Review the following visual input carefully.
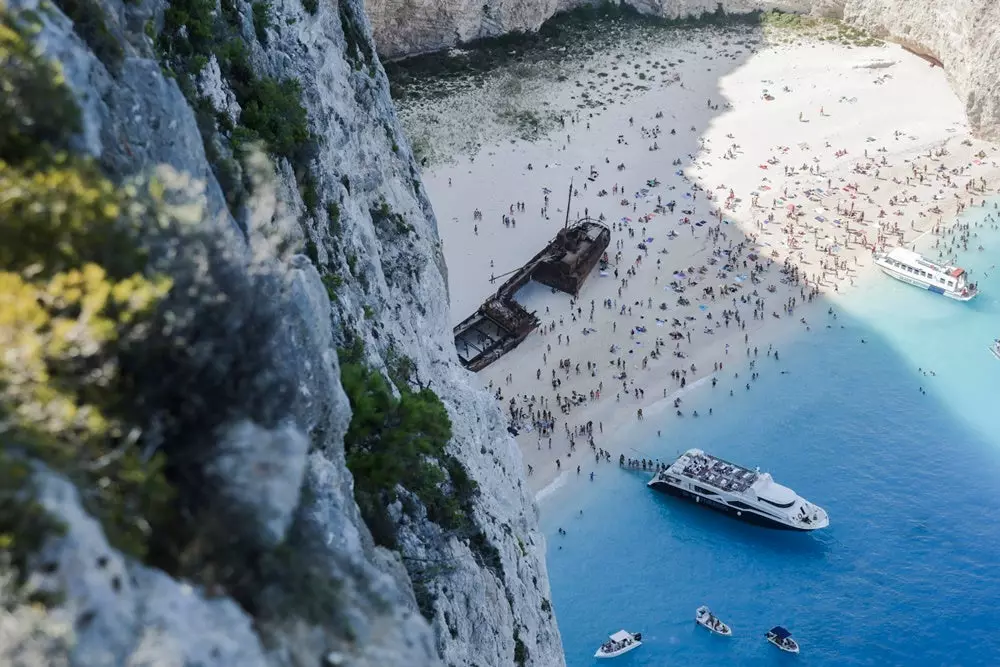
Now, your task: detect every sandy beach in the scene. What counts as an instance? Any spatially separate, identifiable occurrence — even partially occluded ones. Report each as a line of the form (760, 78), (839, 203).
(404, 22), (1000, 499)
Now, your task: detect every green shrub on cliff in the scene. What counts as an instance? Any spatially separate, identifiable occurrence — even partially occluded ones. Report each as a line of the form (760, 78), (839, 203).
(157, 0), (316, 222)
(235, 78), (311, 161)
(338, 343), (482, 549)
(0, 8), (302, 593)
(0, 9), (175, 561)
(52, 0), (124, 71)
(0, 14), (80, 164)
(0, 157), (179, 559)
(251, 1), (271, 45)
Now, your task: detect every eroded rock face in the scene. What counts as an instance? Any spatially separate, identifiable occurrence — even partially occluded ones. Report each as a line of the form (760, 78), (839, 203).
(843, 0), (1000, 140)
(367, 0), (812, 59)
(7, 0), (562, 664)
(369, 0), (999, 139)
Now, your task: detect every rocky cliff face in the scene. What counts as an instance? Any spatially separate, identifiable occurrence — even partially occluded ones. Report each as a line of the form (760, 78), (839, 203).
(843, 0), (1000, 141)
(367, 0), (815, 59)
(368, 0), (999, 139)
(2, 0), (562, 665)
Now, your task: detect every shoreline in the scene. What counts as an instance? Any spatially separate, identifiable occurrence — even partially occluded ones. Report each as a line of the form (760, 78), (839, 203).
(412, 27), (1000, 502)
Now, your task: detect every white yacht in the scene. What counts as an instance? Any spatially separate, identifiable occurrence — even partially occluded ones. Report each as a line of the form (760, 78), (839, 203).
(874, 247), (978, 301)
(990, 338), (1000, 361)
(647, 449), (829, 531)
(594, 630), (642, 659)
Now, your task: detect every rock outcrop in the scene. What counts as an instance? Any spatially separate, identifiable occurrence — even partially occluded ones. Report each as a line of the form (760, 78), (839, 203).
(2, 0), (562, 665)
(368, 0), (999, 139)
(367, 0), (814, 59)
(843, 0), (1000, 141)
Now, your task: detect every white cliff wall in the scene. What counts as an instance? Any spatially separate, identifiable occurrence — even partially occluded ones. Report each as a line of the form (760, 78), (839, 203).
(369, 0), (1000, 139)
(367, 0), (814, 59)
(6, 0), (563, 665)
(843, 0), (1000, 141)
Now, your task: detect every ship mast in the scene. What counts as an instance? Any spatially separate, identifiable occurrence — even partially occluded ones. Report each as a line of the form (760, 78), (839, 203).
(564, 179), (573, 230)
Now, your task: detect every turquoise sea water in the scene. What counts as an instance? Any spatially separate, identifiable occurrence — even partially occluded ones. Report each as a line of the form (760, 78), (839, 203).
(541, 203), (1000, 666)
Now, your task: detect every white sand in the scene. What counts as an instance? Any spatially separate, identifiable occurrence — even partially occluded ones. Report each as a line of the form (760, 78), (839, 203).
(414, 28), (1000, 499)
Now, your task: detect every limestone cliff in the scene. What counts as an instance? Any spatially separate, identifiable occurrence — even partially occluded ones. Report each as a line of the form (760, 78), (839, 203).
(843, 0), (1000, 141)
(367, 0), (814, 59)
(0, 0), (562, 665)
(368, 0), (999, 139)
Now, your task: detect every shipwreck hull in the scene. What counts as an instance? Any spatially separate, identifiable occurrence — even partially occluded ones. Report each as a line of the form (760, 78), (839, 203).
(454, 218), (610, 371)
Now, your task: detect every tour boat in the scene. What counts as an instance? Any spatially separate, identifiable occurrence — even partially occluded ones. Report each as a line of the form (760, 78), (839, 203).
(873, 247), (978, 301)
(594, 630), (642, 659)
(647, 449), (829, 531)
(990, 338), (1000, 361)
(765, 626), (800, 653)
(695, 606), (732, 636)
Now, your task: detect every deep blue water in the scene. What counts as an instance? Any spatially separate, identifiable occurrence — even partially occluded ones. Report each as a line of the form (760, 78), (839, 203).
(541, 204), (1000, 666)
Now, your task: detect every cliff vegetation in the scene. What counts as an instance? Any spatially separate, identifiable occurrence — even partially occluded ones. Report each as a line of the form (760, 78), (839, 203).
(1, 0), (564, 662)
(0, 3), (319, 629)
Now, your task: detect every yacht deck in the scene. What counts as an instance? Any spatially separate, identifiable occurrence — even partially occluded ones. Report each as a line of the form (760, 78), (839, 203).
(672, 450), (758, 493)
(886, 247), (962, 277)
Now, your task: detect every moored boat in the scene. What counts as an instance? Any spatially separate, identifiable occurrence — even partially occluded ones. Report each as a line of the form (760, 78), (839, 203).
(695, 606), (732, 636)
(594, 630), (642, 659)
(765, 626), (800, 653)
(990, 338), (1000, 361)
(873, 247), (978, 301)
(647, 449), (829, 531)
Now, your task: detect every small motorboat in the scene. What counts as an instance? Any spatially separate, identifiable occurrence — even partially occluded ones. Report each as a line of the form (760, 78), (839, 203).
(695, 606), (732, 636)
(765, 625), (800, 653)
(594, 629), (642, 659)
(990, 338), (1000, 361)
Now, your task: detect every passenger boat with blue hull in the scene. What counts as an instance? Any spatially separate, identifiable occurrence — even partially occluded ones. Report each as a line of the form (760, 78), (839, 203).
(873, 247), (978, 301)
(647, 449), (829, 531)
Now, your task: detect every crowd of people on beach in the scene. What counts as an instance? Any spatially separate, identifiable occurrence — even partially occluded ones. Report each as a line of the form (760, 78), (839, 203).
(441, 43), (1000, 497)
